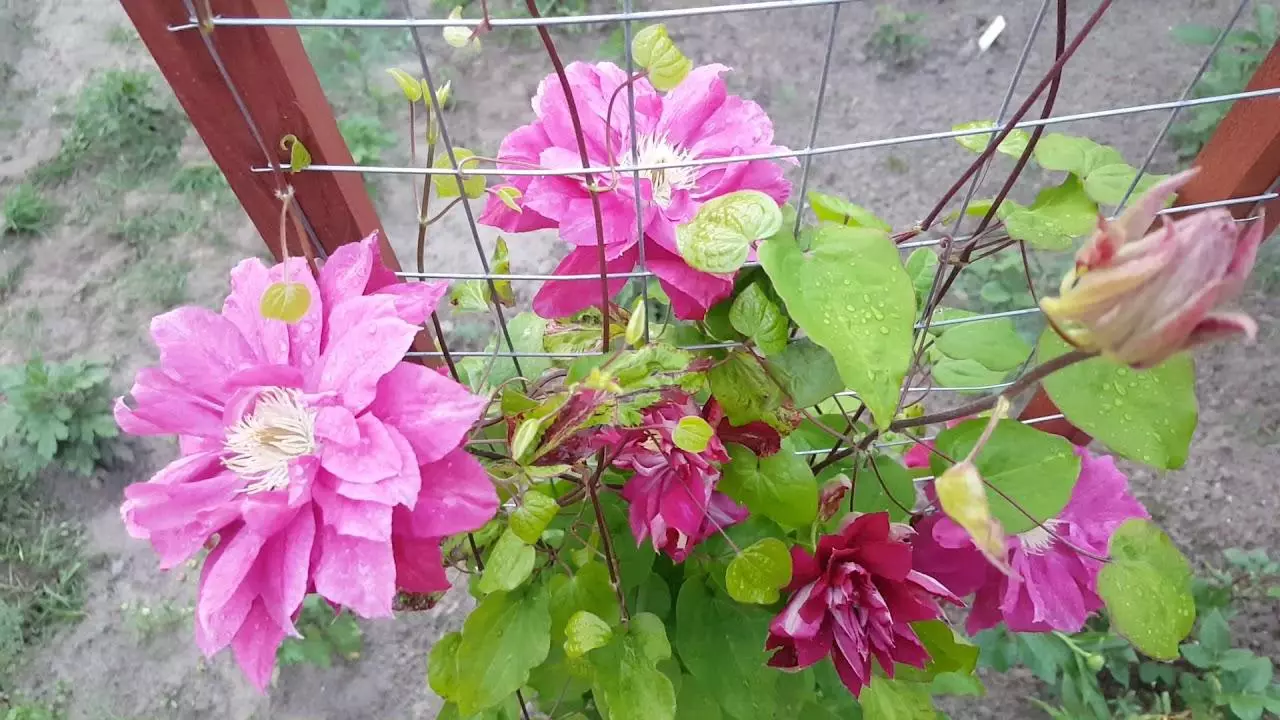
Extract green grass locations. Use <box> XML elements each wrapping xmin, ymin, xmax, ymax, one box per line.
<box><xmin>865</xmin><ymin>5</ymin><xmax>928</xmax><ymax>68</ymax></box>
<box><xmin>108</xmin><ymin>207</ymin><xmax>202</xmax><ymax>254</ymax></box>
<box><xmin>2</xmin><ymin>187</ymin><xmax>57</xmax><ymax>236</ymax></box>
<box><xmin>121</xmin><ymin>256</ymin><xmax>191</xmax><ymax>310</ymax></box>
<box><xmin>169</xmin><ymin>165</ymin><xmax>230</xmax><ymax>199</ymax></box>
<box><xmin>338</xmin><ymin>115</ymin><xmax>396</xmax><ymax>166</ymax></box>
<box><xmin>122</xmin><ymin>600</ymin><xmax>192</xmax><ymax>643</ymax></box>
<box><xmin>35</xmin><ymin>70</ymin><xmax>186</xmax><ymax>187</ymax></box>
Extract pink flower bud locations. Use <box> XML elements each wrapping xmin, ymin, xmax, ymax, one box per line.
<box><xmin>1041</xmin><ymin>167</ymin><xmax>1265</xmax><ymax>368</ymax></box>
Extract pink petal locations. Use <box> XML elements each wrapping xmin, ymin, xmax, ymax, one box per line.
<box><xmin>313</xmin><ymin>526</ymin><xmax>396</xmax><ymax>618</ymax></box>
<box><xmin>150</xmin><ymin>306</ymin><xmax>259</xmax><ymax>398</ymax></box>
<box><xmin>319</xmin><ymin>414</ymin><xmax>402</xmax><ymax>485</ymax></box>
<box><xmin>1183</xmin><ymin>311</ymin><xmax>1258</xmax><ymax>350</ymax></box>
<box><xmin>315</xmin><ymin>296</ymin><xmax>419</xmax><ymax>413</ymax></box>
<box><xmin>257</xmin><ymin>509</ymin><xmax>315</xmax><ymax>635</ymax></box>
<box><xmin>646</xmin><ymin>241</ymin><xmax>733</xmax><ymax>320</ymax></box>
<box><xmin>231</xmin><ymin>600</ymin><xmax>288</xmax><ymax>692</ymax></box>
<box><xmin>368</xmin><ymin>363</ymin><xmax>487</xmax><ymax>465</ymax></box>
<box><xmin>479</xmin><ymin>184</ymin><xmax>558</xmax><ymax>233</ymax></box>
<box><xmin>315</xmin><ymin>476</ymin><xmax>394</xmax><ymax>541</ymax></box>
<box><xmin>656</xmin><ymin>64</ymin><xmax>729</xmax><ymax>148</ymax></box>
<box><xmin>222</xmin><ymin>258</ymin><xmax>290</xmax><ymax>365</ymax></box>
<box><xmin>335</xmin><ymin>425</ymin><xmax>422</xmax><ymax>509</ymax></box>
<box><xmin>114</xmin><ymin>369</ymin><xmax>225</xmax><ymax>438</ymax></box>
<box><xmin>405</xmin><ymin>449</ymin><xmax>498</xmax><ymax>539</ymax></box>
<box><xmin>372</xmin><ymin>281</ymin><xmax>448</xmax><ymax>326</ymax></box>
<box><xmin>392</xmin><ymin>531</ymin><xmax>450</xmax><ymax>594</ymax></box>
<box><xmin>319</xmin><ymin>233</ymin><xmax>375</xmax><ymax>309</ymax></box>
<box><xmin>532</xmin><ymin>244</ymin><xmax>638</xmax><ymax>319</ymax></box>
<box><xmin>266</xmin><ymin>258</ymin><xmax>324</xmax><ymax>370</ymax></box>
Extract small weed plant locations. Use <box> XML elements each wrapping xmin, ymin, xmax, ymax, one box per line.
<box><xmin>276</xmin><ymin>595</ymin><xmax>364</xmax><ymax>669</ymax></box>
<box><xmin>1</xmin><ymin>186</ymin><xmax>56</xmax><ymax>236</ymax></box>
<box><xmin>0</xmin><ymin>357</ymin><xmax>118</xmax><ymax>480</ymax></box>
<box><xmin>866</xmin><ymin>5</ymin><xmax>929</xmax><ymax>68</ymax></box>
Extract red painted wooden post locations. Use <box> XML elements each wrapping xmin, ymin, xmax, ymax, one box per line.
<box><xmin>1022</xmin><ymin>39</ymin><xmax>1280</xmax><ymax>441</ymax></box>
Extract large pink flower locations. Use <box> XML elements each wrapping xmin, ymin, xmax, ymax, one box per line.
<box><xmin>912</xmin><ymin>447</ymin><xmax>1148</xmax><ymax>634</ymax></box>
<box><xmin>766</xmin><ymin>512</ymin><xmax>960</xmax><ymax>698</ymax></box>
<box><xmin>479</xmin><ymin>61</ymin><xmax>793</xmax><ymax>320</ymax></box>
<box><xmin>598</xmin><ymin>392</ymin><xmax>747</xmax><ymax>562</ymax></box>
<box><xmin>116</xmin><ymin>234</ymin><xmax>496</xmax><ymax>690</ymax></box>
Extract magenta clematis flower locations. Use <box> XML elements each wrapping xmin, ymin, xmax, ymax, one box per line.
<box><xmin>597</xmin><ymin>392</ymin><xmax>747</xmax><ymax>561</ymax></box>
<box><xmin>766</xmin><ymin>512</ymin><xmax>961</xmax><ymax>698</ymax></box>
<box><xmin>116</xmin><ymin>234</ymin><xmax>497</xmax><ymax>690</ymax></box>
<box><xmin>479</xmin><ymin>61</ymin><xmax>793</xmax><ymax>320</ymax></box>
<box><xmin>912</xmin><ymin>447</ymin><xmax>1148</xmax><ymax>634</ymax></box>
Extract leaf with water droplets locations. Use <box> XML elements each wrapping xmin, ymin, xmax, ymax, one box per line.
<box><xmin>672</xmin><ymin>416</ymin><xmax>714</xmax><ymax>454</ymax></box>
<box><xmin>1033</xmin><ymin>133</ymin><xmax>1125</xmax><ymax>176</ymax></box>
<box><xmin>758</xmin><ymin>223</ymin><xmax>916</xmax><ymax>428</ymax></box>
<box><xmin>725</xmin><ymin>538</ymin><xmax>792</xmax><ymax>605</ymax></box>
<box><xmin>476</xmin><ymin>530</ymin><xmax>536</xmax><ymax>595</ymax></box>
<box><xmin>1083</xmin><ymin>164</ymin><xmax>1169</xmax><ymax>206</ymax></box>
<box><xmin>260</xmin><ymin>282</ymin><xmax>311</xmax><ymax>323</ymax></box>
<box><xmin>631</xmin><ymin>24</ymin><xmax>692</xmax><ymax>92</ymax></box>
<box><xmin>1098</xmin><ymin>519</ymin><xmax>1195</xmax><ymax>660</ymax></box>
<box><xmin>510</xmin><ymin>490</ymin><xmax>559</xmax><ymax>544</ymax></box>
<box><xmin>728</xmin><ymin>282</ymin><xmax>788</xmax><ymax>356</ymax></box>
<box><xmin>564</xmin><ymin>610</ymin><xmax>613</xmax><ymax>659</ymax></box>
<box><xmin>1039</xmin><ymin>330</ymin><xmax>1197</xmax><ymax>469</ymax></box>
<box><xmin>677</xmin><ymin>191</ymin><xmax>783</xmax><ymax>274</ymax></box>
<box><xmin>807</xmin><ymin>191</ymin><xmax>891</xmax><ymax>231</ymax></box>
<box><xmin>675</xmin><ymin>579</ymin><xmax>779</xmax><ymax>720</ymax></box>
<box><xmin>998</xmin><ymin>176</ymin><xmax>1098</xmax><ymax>251</ymax></box>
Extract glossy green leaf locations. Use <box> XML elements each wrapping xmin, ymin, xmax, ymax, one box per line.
<box><xmin>720</xmin><ymin>440</ymin><xmax>818</xmax><ymax>529</ymax></box>
<box><xmin>764</xmin><ymin>338</ymin><xmax>844</xmax><ymax>409</ymax></box>
<box><xmin>675</xmin><ymin>579</ymin><xmax>779</xmax><ymax>720</ymax></box>
<box><xmin>808</xmin><ymin>190</ymin><xmax>892</xmax><ymax>231</ymax></box>
<box><xmin>451</xmin><ymin>586</ymin><xmax>551</xmax><ymax>716</ymax></box>
<box><xmin>729</xmin><ymin>282</ymin><xmax>789</xmax><ymax>356</ymax></box>
<box><xmin>588</xmin><ymin>613</ymin><xmax>676</xmax><ymax>720</ymax></box>
<box><xmin>449</xmin><ymin>280</ymin><xmax>490</xmax><ymax>313</ymax></box>
<box><xmin>675</xmin><ymin>677</ymin><xmax>723</xmax><ymax>720</ymax></box>
<box><xmin>759</xmin><ymin>223</ymin><xmax>916</xmax><ymax>428</ymax></box>
<box><xmin>477</xmin><ymin>530</ymin><xmax>536</xmax><ymax>595</ymax></box>
<box><xmin>999</xmin><ymin>176</ymin><xmax>1098</xmax><ymax>251</ymax></box>
<box><xmin>904</xmin><ymin>248</ymin><xmax>939</xmax><ymax>309</ymax></box>
<box><xmin>931</xmin><ymin>419</ymin><xmax>1080</xmax><ymax>534</ymax></box>
<box><xmin>934</xmin><ymin>317</ymin><xmax>1032</xmax><ymax>372</ymax></box>
<box><xmin>952</xmin><ymin>120</ymin><xmax>1032</xmax><ymax>157</ymax></box>
<box><xmin>853</xmin><ymin>455</ymin><xmax>916</xmax><ymax>523</ymax></box>
<box><xmin>386</xmin><ymin>68</ymin><xmax>423</xmax><ymax>102</ymax></box>
<box><xmin>281</xmin><ymin>134</ymin><xmax>312</xmax><ymax>173</ymax></box>
<box><xmin>907</xmin><ymin>620</ymin><xmax>979</xmax><ymax>679</ymax></box>
<box><xmin>494</xmin><ymin>185</ymin><xmax>523</xmax><ymax>212</ymax></box>
<box><xmin>677</xmin><ymin>190</ymin><xmax>783</xmax><ymax>273</ymax></box>
<box><xmin>564</xmin><ymin>611</ymin><xmax>614</xmax><ymax>659</ymax></box>
<box><xmin>1039</xmin><ymin>330</ymin><xmax>1197</xmax><ymax>469</ymax></box>
<box><xmin>860</xmin><ymin>676</ymin><xmax>936</xmax><ymax>720</ymax></box>
<box><xmin>1032</xmin><ymin>133</ymin><xmax>1125</xmax><ymax>176</ymax></box>
<box><xmin>672</xmin><ymin>416</ymin><xmax>714</xmax><ymax>454</ymax></box>
<box><xmin>725</xmin><ymin>538</ymin><xmax>792</xmax><ymax>605</ymax></box>
<box><xmin>626</xmin><ymin>297</ymin><xmax>648</xmax><ymax>347</ymax></box>
<box><xmin>428</xmin><ymin>631</ymin><xmax>463</xmax><ymax>698</ymax></box>
<box><xmin>510</xmin><ymin>490</ymin><xmax>559</xmax><ymax>544</ymax></box>
<box><xmin>631</xmin><ymin>24</ymin><xmax>692</xmax><ymax>91</ymax></box>
<box><xmin>1098</xmin><ymin>519</ymin><xmax>1195</xmax><ymax>660</ymax></box>
<box><xmin>930</xmin><ymin>357</ymin><xmax>1010</xmax><ymax>391</ymax></box>
<box><xmin>511</xmin><ymin>418</ymin><xmax>543</xmax><ymax>464</ymax></box>
<box><xmin>489</xmin><ymin>237</ymin><xmax>515</xmax><ymax>305</ymax></box>
<box><xmin>433</xmin><ymin>148</ymin><xmax>486</xmax><ymax>199</ymax></box>
<box><xmin>260</xmin><ymin>282</ymin><xmax>312</xmax><ymax>323</ymax></box>
<box><xmin>443</xmin><ymin>6</ymin><xmax>475</xmax><ymax>48</ymax></box>
<box><xmin>706</xmin><ymin>351</ymin><xmax>786</xmax><ymax>428</ymax></box>
<box><xmin>550</xmin><ymin>563</ymin><xmax>621</xmax><ymax>643</ymax></box>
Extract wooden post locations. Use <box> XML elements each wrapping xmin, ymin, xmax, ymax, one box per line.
<box><xmin>1022</xmin><ymin>39</ymin><xmax>1280</xmax><ymax>441</ymax></box>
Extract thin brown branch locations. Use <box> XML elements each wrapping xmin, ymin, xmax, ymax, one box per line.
<box><xmin>585</xmin><ymin>448</ymin><xmax>630</xmax><ymax>625</ymax></box>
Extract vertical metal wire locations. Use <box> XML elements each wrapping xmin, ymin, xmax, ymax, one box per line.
<box><xmin>399</xmin><ymin>1</ymin><xmax>525</xmax><ymax>379</ymax></box>
<box><xmin>792</xmin><ymin>2</ymin><xmax>843</xmax><ymax>235</ymax></box>
<box><xmin>1116</xmin><ymin>0</ymin><xmax>1252</xmax><ymax>211</ymax></box>
<box><xmin>621</xmin><ymin>0</ymin><xmax>651</xmax><ymax>343</ymax></box>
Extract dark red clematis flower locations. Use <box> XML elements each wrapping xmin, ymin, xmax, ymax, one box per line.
<box><xmin>765</xmin><ymin>512</ymin><xmax>961</xmax><ymax>698</ymax></box>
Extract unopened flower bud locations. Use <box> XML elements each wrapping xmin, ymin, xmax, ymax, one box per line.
<box><xmin>1041</xmin><ymin>168</ymin><xmax>1265</xmax><ymax>368</ymax></box>
<box><xmin>818</xmin><ymin>474</ymin><xmax>852</xmax><ymax>523</ymax></box>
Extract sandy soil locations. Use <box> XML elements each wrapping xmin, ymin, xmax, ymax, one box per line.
<box><xmin>1</xmin><ymin>0</ymin><xmax>1275</xmax><ymax>718</ymax></box>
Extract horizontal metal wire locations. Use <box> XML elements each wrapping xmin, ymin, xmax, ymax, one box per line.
<box><xmin>169</xmin><ymin>0</ymin><xmax>855</xmax><ymax>31</ymax></box>
<box><xmin>792</xmin><ymin>414</ymin><xmax>1068</xmax><ymax>457</ymax></box>
<box><xmin>253</xmin><ymin>86</ymin><xmax>1280</xmax><ymax>179</ymax></box>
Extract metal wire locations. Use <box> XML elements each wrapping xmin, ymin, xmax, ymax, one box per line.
<box><xmin>791</xmin><ymin>2</ymin><xmax>843</xmax><ymax>234</ymax></box>
<box><xmin>621</xmin><ymin>0</ymin><xmax>651</xmax><ymax>344</ymax></box>
<box><xmin>250</xmin><ymin>86</ymin><xmax>1280</xmax><ymax>178</ymax></box>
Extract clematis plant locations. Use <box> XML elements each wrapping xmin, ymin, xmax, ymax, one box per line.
<box><xmin>117</xmin><ymin>18</ymin><xmax>1273</xmax><ymax>720</ymax></box>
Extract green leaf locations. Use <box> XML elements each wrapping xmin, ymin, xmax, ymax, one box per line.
<box><xmin>721</xmin><ymin>440</ymin><xmax>818</xmax><ymax>529</ymax></box>
<box><xmin>1039</xmin><ymin>330</ymin><xmax>1197</xmax><ymax>469</ymax></box>
<box><xmin>1171</xmin><ymin>24</ymin><xmax>1221</xmax><ymax>45</ymax></box>
<box><xmin>494</xmin><ymin>186</ymin><xmax>522</xmax><ymax>213</ymax></box>
<box><xmin>729</xmin><ymin>282</ymin><xmax>789</xmax><ymax>356</ymax></box>
<box><xmin>550</xmin><ymin>563</ymin><xmax>621</xmax><ymax>641</ymax></box>
<box><xmin>931</xmin><ymin>357</ymin><xmax>1011</xmax><ymax>391</ymax></box>
<box><xmin>725</xmin><ymin>538</ymin><xmax>792</xmax><ymax>605</ymax></box>
<box><xmin>672</xmin><ymin>416</ymin><xmax>714</xmax><ymax>454</ymax></box>
<box><xmin>1230</xmin><ymin>695</ymin><xmax>1267</xmax><ymax>720</ymax></box>
<box><xmin>476</xmin><ymin>530</ymin><xmax>536</xmax><ymax>595</ymax></box>
<box><xmin>510</xmin><ymin>491</ymin><xmax>559</xmax><ymax>544</ymax></box>
<box><xmin>428</xmin><ymin>631</ymin><xmax>464</xmax><ymax>698</ymax></box>
<box><xmin>386</xmin><ymin>68</ymin><xmax>423</xmax><ymax>102</ymax></box>
<box><xmin>631</xmin><ymin>24</ymin><xmax>692</xmax><ymax>91</ymax></box>
<box><xmin>259</xmin><ymin>282</ymin><xmax>312</xmax><ymax>324</ymax></box>
<box><xmin>281</xmin><ymin>134</ymin><xmax>312</xmax><ymax>173</ymax></box>
<box><xmin>1097</xmin><ymin>519</ymin><xmax>1195</xmax><ymax>661</ymax></box>
<box><xmin>1032</xmin><ymin>134</ymin><xmax>1125</xmax><ymax>176</ymax></box>
<box><xmin>808</xmin><ymin>191</ymin><xmax>892</xmax><ymax>231</ymax></box>
<box><xmin>765</xmin><ymin>339</ymin><xmax>844</xmax><ymax>409</ymax></box>
<box><xmin>1082</xmin><ymin>164</ymin><xmax>1168</xmax><ymax>206</ymax></box>
<box><xmin>706</xmin><ymin>351</ymin><xmax>785</xmax><ymax>427</ymax></box>
<box><xmin>433</xmin><ymin>148</ymin><xmax>486</xmax><ymax>199</ymax></box>
<box><xmin>853</xmin><ymin>455</ymin><xmax>916</xmax><ymax>522</ymax></box>
<box><xmin>931</xmin><ymin>419</ymin><xmax>1080</xmax><ymax>534</ymax></box>
<box><xmin>908</xmin><ymin>620</ymin><xmax>979</xmax><ymax>678</ymax></box>
<box><xmin>999</xmin><ymin>176</ymin><xmax>1098</xmax><ymax>251</ymax></box>
<box><xmin>450</xmin><ymin>281</ymin><xmax>491</xmax><ymax>313</ymax></box>
<box><xmin>452</xmin><ymin>586</ymin><xmax>552</xmax><ymax>716</ymax></box>
<box><xmin>489</xmin><ymin>237</ymin><xmax>515</xmax><ymax>306</ymax></box>
<box><xmin>675</xmin><ymin>579</ymin><xmax>779</xmax><ymax>720</ymax></box>
<box><xmin>860</xmin><ymin>676</ymin><xmax>936</xmax><ymax>720</ymax></box>
<box><xmin>934</xmin><ymin>317</ymin><xmax>1032</xmax><ymax>372</ymax></box>
<box><xmin>675</xmin><ymin>676</ymin><xmax>723</xmax><ymax>720</ymax></box>
<box><xmin>565</xmin><ymin>610</ymin><xmax>614</xmax><ymax>659</ymax></box>
<box><xmin>904</xmin><ymin>248</ymin><xmax>939</xmax><ymax>309</ymax></box>
<box><xmin>588</xmin><ymin>613</ymin><xmax>677</xmax><ymax>720</ymax></box>
<box><xmin>952</xmin><ymin>120</ymin><xmax>1032</xmax><ymax>157</ymax></box>
<box><xmin>626</xmin><ymin>297</ymin><xmax>648</xmax><ymax>347</ymax></box>
<box><xmin>677</xmin><ymin>190</ymin><xmax>783</xmax><ymax>273</ymax></box>
<box><xmin>759</xmin><ymin>223</ymin><xmax>916</xmax><ymax>428</ymax></box>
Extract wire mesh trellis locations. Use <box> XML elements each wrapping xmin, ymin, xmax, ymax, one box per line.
<box><xmin>128</xmin><ymin>0</ymin><xmax>1280</xmax><ymax>466</ymax></box>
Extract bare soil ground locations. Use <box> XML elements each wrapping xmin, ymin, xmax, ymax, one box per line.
<box><xmin>0</xmin><ymin>0</ymin><xmax>1275</xmax><ymax>718</ymax></box>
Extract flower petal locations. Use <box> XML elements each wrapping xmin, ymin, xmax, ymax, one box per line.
<box><xmin>404</xmin><ymin>449</ymin><xmax>498</xmax><ymax>539</ymax></box>
<box><xmin>313</xmin><ymin>525</ymin><xmax>396</xmax><ymax>618</ymax></box>
<box><xmin>315</xmin><ymin>296</ymin><xmax>419</xmax><ymax>413</ymax></box>
<box><xmin>532</xmin><ymin>244</ymin><xmax>638</xmax><ymax>319</ymax></box>
<box><xmin>368</xmin><ymin>363</ymin><xmax>487</xmax><ymax>465</ymax></box>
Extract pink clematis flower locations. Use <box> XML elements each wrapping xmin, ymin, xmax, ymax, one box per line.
<box><xmin>912</xmin><ymin>447</ymin><xmax>1148</xmax><ymax>634</ymax></box>
<box><xmin>116</xmin><ymin>234</ymin><xmax>497</xmax><ymax>690</ymax></box>
<box><xmin>597</xmin><ymin>392</ymin><xmax>747</xmax><ymax>562</ymax></box>
<box><xmin>479</xmin><ymin>61</ymin><xmax>793</xmax><ymax>320</ymax></box>
<box><xmin>766</xmin><ymin>512</ymin><xmax>961</xmax><ymax>698</ymax></box>
<box><xmin>1041</xmin><ymin>168</ymin><xmax>1266</xmax><ymax>368</ymax></box>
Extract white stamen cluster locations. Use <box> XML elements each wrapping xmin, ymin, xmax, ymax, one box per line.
<box><xmin>223</xmin><ymin>387</ymin><xmax>317</xmax><ymax>494</ymax></box>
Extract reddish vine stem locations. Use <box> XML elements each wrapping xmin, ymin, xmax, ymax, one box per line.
<box><xmin>525</xmin><ymin>0</ymin><xmax>614</xmax><ymax>350</ymax></box>
<box><xmin>918</xmin><ymin>0</ymin><xmax>1111</xmax><ymax>231</ymax></box>
<box><xmin>586</xmin><ymin>448</ymin><xmax>630</xmax><ymax>625</ymax></box>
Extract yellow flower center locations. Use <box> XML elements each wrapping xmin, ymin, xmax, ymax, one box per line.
<box><xmin>223</xmin><ymin>387</ymin><xmax>317</xmax><ymax>494</ymax></box>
